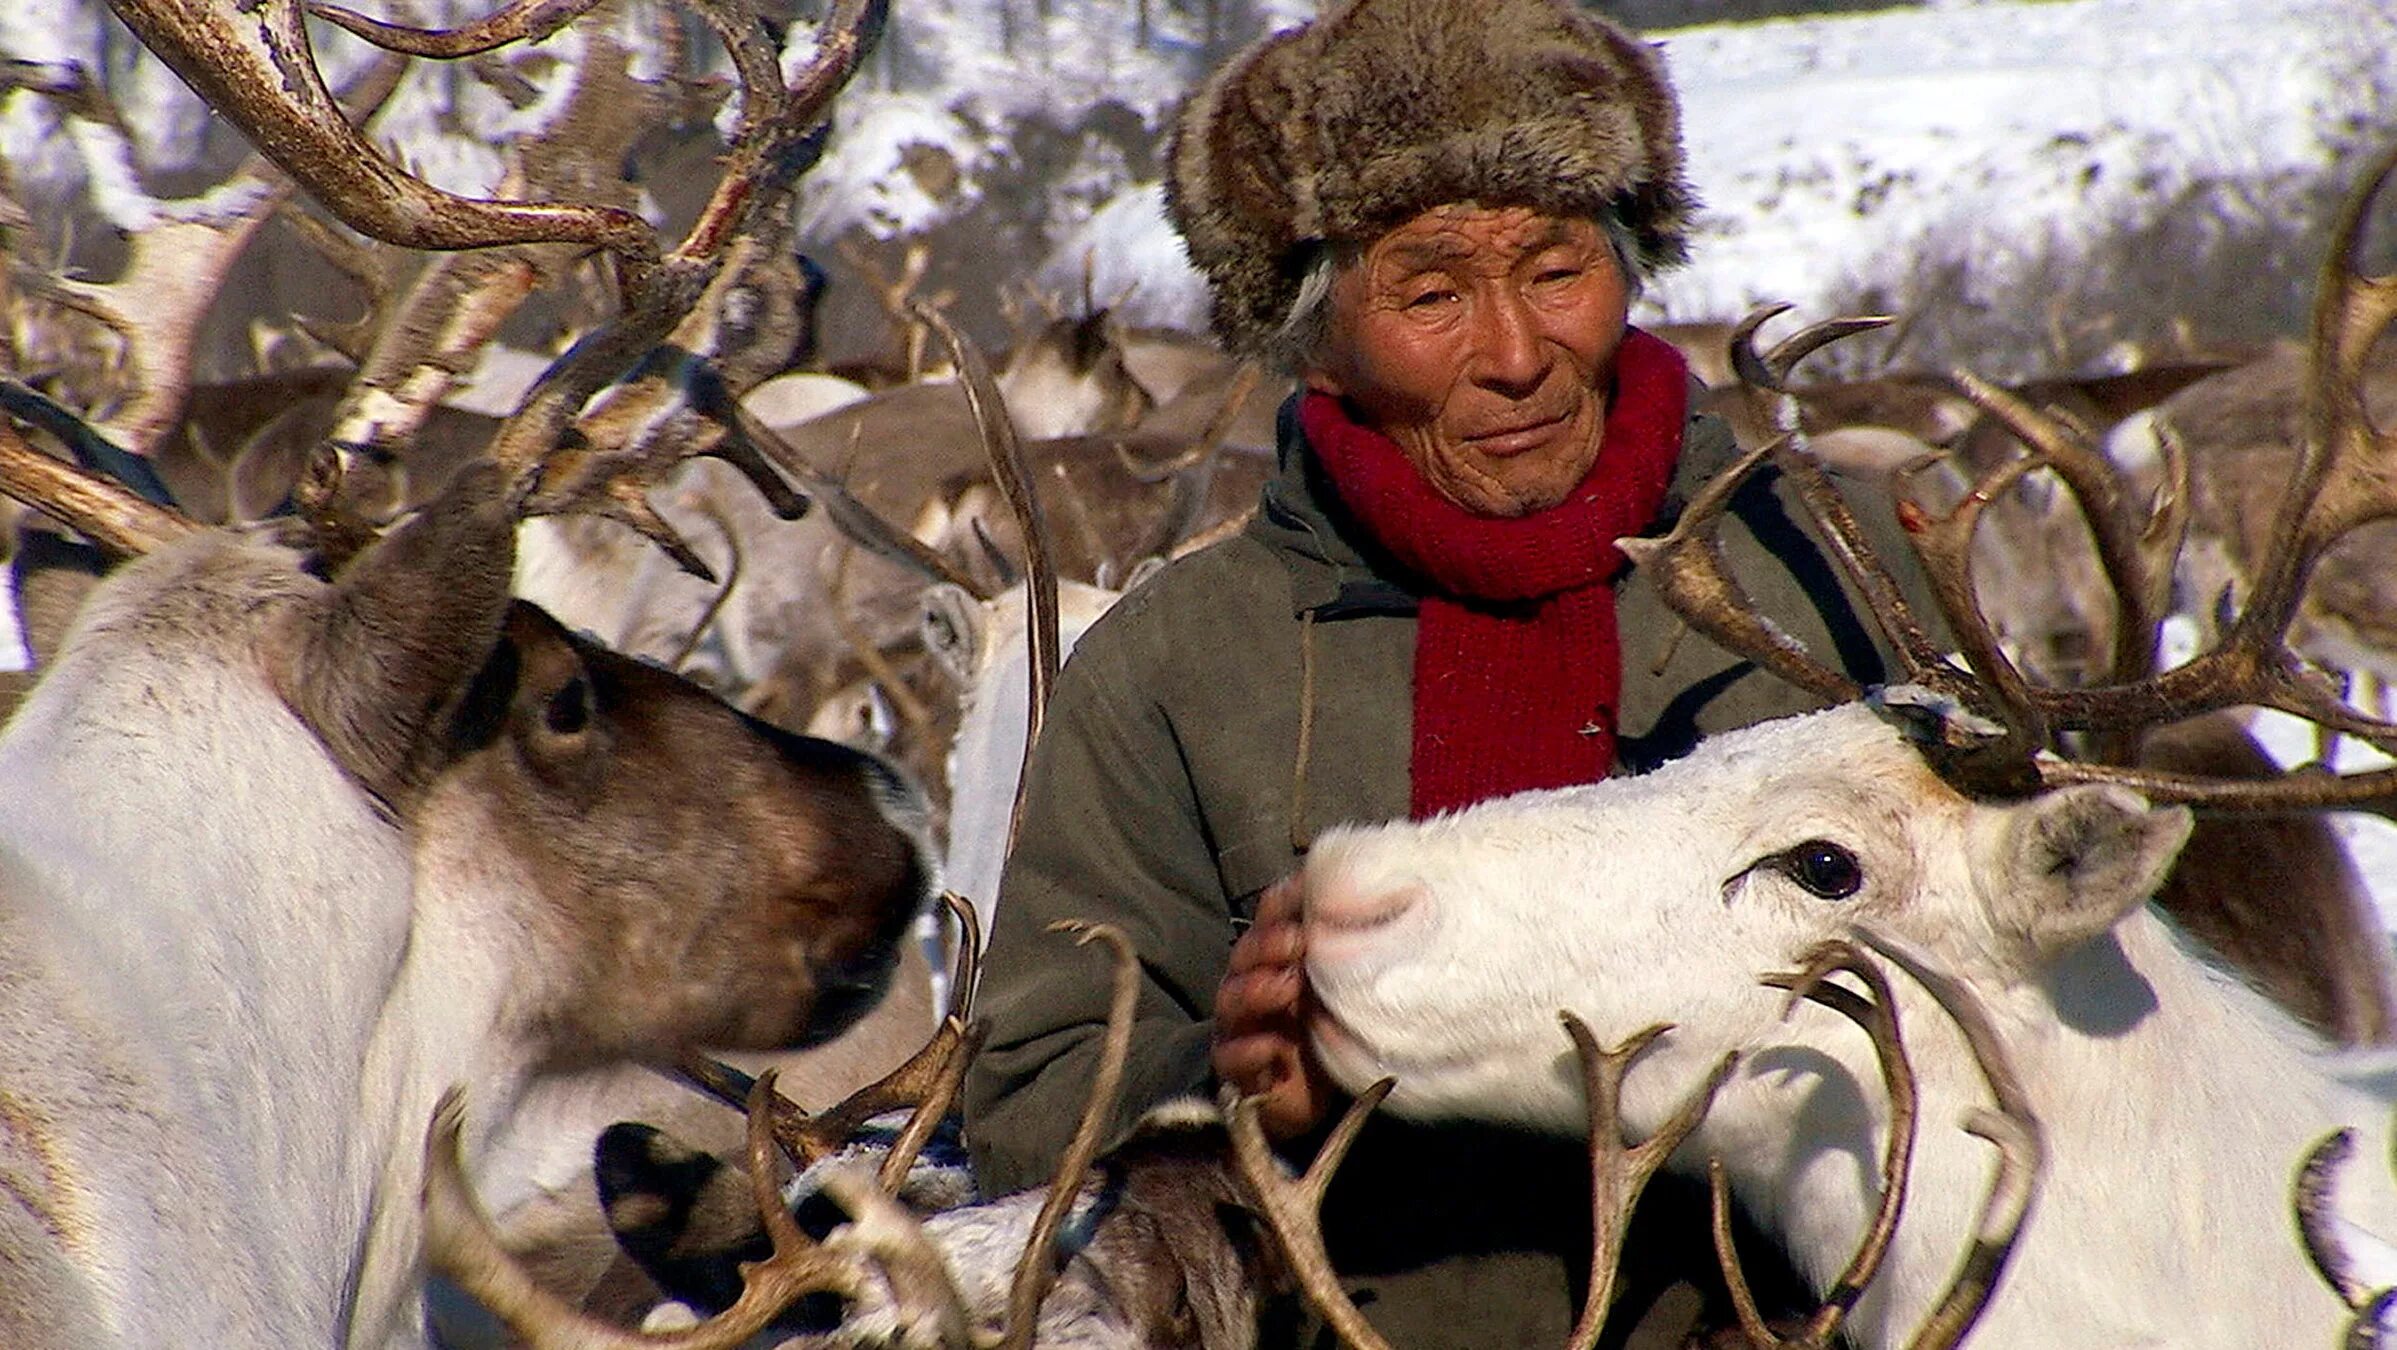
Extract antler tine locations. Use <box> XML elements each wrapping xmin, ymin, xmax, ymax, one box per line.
<box><xmin>0</xmin><ymin>57</ymin><xmax>125</xmax><ymax>128</ymax></box>
<box><xmin>2292</xmin><ymin>1127</ymin><xmax>2397</xmax><ymax>1346</ymax></box>
<box><xmin>734</xmin><ymin>408</ymin><xmax>995</xmax><ymax>601</ymax></box>
<box><xmin>673</xmin><ymin>0</ymin><xmax>890</xmax><ymax>272</ymax></box>
<box><xmin>1226</xmin><ymin>1077</ymin><xmax>1400</xmax><ymax>1350</ymax></box>
<box><xmin>677</xmin><ymin>1009</ymin><xmax>989</xmax><ymax>1179</ymax></box>
<box><xmin>841</xmin><ymin>237</ymin><xmax>939</xmax><ymax>380</ymax></box>
<box><xmin>1987</xmin><ymin>142</ymin><xmax>2397</xmax><ymax>806</ymax></box>
<box><xmin>18</xmin><ymin>180</ymin><xmax>291</xmax><ymax>458</ymax></box>
<box><xmin>1851</xmin><ymin>925</ymin><xmax>2045</xmax><ymax>1350</ymax></box>
<box><xmin>942</xmin><ymin>889</ymin><xmax>986</xmax><ymax>1026</ymax></box>
<box><xmin>479</xmin><ymin>0</ymin><xmax>882</xmax><ymax>495</ymax></box>
<box><xmin>0</xmin><ymin>420</ymin><xmax>197</xmax><ymax>556</ymax></box>
<box><xmin>1766</xmin><ymin>438</ymin><xmax>1977</xmax><ymax>712</ymax></box>
<box><xmin>676</xmin><ymin>898</ymin><xmax>991</xmax><ymax>1196</ymax></box>
<box><xmin>917</xmin><ymin>305</ymin><xmax>1061</xmax><ymax>852</ymax></box>
<box><xmin>664</xmin><ymin>494</ymin><xmax>743</xmax><ymax>672</ymax></box>
<box><xmin>271</xmin><ymin>204</ymin><xmax>397</xmax><ymax>365</ymax></box>
<box><xmin>9</xmin><ymin>51</ymin><xmax>390</xmax><ymax>461</ymax></box>
<box><xmin>1882</xmin><ymin>450</ymin><xmax>2054</xmax><ymax>746</ymax></box>
<box><xmin>1628</xmin><ymin>307</ymin><xmax>1979</xmax><ymax>729</ymax></box>
<box><xmin>518</xmin><ymin>336</ymin><xmax>823</xmax><ymax>584</ymax></box>
<box><xmin>991</xmin><ymin>920</ymin><xmax>1144</xmax><ymax>1350</ymax></box>
<box><xmin>1720</xmin><ymin>940</ymin><xmax>1921</xmax><ymax>1349</ymax></box>
<box><xmin>103</xmin><ymin>0</ymin><xmax>659</xmax><ymax>275</ymax></box>
<box><xmin>1619</xmin><ymin>437</ymin><xmax>1865</xmax><ymax>705</ymax></box>
<box><xmin>1560</xmin><ymin>1016</ymin><xmax>1738</xmax><ymax>1350</ymax></box>
<box><xmin>1114</xmin><ymin>361</ymin><xmax>1267</xmax><ymax>486</ymax></box>
<box><xmin>1943</xmin><ymin>369</ymin><xmax>2172</xmax><ymax>694</ymax></box>
<box><xmin>671</xmin><ymin>897</ymin><xmax>989</xmax><ymax>1177</ymax></box>
<box><xmin>813</xmin><ymin>1169</ymin><xmax>981</xmax><ymax>1348</ymax></box>
<box><xmin>2295</xmin><ymin>1132</ymin><xmax>2375</xmax><ymax>1308</ymax></box>
<box><xmin>6</xmin><ymin>50</ymin><xmax>409</xmax><ymax>462</ymax></box>
<box><xmin>305</xmin><ymin>0</ymin><xmax>606</xmax><ymax>59</ymax></box>
<box><xmin>1732</xmin><ymin>308</ymin><xmax>1896</xmax><ymax>396</ymax></box>
<box><xmin>422</xmin><ymin>1077</ymin><xmax>873</xmax><ymax>1350</ymax></box>
<box><xmin>2233</xmin><ymin>137</ymin><xmax>2397</xmax><ymax>649</ymax></box>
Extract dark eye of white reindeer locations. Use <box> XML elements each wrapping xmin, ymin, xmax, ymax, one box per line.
<box><xmin>1774</xmin><ymin>840</ymin><xmax>1863</xmax><ymax>900</ymax></box>
<box><xmin>545</xmin><ymin>677</ymin><xmax>593</xmax><ymax>736</ymax></box>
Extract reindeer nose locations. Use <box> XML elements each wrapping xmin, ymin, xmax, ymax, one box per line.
<box><xmin>1302</xmin><ymin>865</ymin><xmax>1421</xmax><ymax>947</ymax></box>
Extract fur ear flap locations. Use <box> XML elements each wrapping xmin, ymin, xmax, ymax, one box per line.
<box><xmin>1983</xmin><ymin>785</ymin><xmax>2193</xmax><ymax>972</ymax></box>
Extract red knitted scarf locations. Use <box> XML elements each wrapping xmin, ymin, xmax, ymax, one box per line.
<box><xmin>1303</xmin><ymin>328</ymin><xmax>1687</xmax><ymax>818</ymax></box>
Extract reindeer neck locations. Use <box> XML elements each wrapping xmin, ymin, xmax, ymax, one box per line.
<box><xmin>1</xmin><ymin>634</ymin><xmax>427</xmax><ymax>1336</ymax></box>
<box><xmin>1769</xmin><ymin>909</ymin><xmax>2382</xmax><ymax>1348</ymax></box>
<box><xmin>342</xmin><ymin>863</ymin><xmax>539</xmax><ymax>1350</ymax></box>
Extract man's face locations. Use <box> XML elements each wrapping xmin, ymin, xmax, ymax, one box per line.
<box><xmin>1304</xmin><ymin>204</ymin><xmax>1632</xmax><ymax>518</ymax></box>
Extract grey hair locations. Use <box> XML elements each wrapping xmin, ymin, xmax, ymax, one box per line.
<box><xmin>1275</xmin><ymin>210</ymin><xmax>1650</xmax><ymax>377</ymax></box>
<box><xmin>1262</xmin><ymin>245</ymin><xmax>1346</xmax><ymax>377</ymax></box>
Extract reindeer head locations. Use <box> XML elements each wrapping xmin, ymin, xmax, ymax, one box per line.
<box><xmin>1299</xmin><ymin>702</ymin><xmax>2190</xmax><ymax>1136</ymax></box>
<box><xmin>415</xmin><ymin>601</ymin><xmax>933</xmax><ymax>1067</ymax></box>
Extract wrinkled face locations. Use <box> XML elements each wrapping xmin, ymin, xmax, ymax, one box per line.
<box><xmin>1305</xmin><ymin>204</ymin><xmax>1632</xmax><ymax>517</ymax></box>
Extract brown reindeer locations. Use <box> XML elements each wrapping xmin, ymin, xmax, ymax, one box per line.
<box><xmin>0</xmin><ymin>4</ymin><xmax>950</xmax><ymax>1347</ymax></box>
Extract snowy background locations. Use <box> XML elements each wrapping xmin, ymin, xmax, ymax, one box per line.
<box><xmin>4</xmin><ymin>0</ymin><xmax>2396</xmax><ymax>896</ymax></box>
<box><xmin>7</xmin><ymin>0</ymin><xmax>2389</xmax><ymax>370</ymax></box>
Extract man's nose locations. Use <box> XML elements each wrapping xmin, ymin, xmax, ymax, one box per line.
<box><xmin>1467</xmin><ymin>287</ymin><xmax>1548</xmax><ymax>395</ymax></box>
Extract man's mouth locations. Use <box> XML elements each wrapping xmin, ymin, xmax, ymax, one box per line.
<box><xmin>1463</xmin><ymin>408</ymin><xmax>1572</xmax><ymax>456</ymax></box>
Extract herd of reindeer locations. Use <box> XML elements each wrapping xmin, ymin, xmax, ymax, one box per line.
<box><xmin>6</xmin><ymin>0</ymin><xmax>2397</xmax><ymax>1346</ymax></box>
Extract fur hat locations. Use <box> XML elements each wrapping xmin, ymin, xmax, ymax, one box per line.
<box><xmin>1164</xmin><ymin>0</ymin><xmax>1697</xmax><ymax>360</ymax></box>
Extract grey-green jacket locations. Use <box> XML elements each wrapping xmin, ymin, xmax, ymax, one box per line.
<box><xmin>961</xmin><ymin>382</ymin><xmax>1926</xmax><ymax>1346</ymax></box>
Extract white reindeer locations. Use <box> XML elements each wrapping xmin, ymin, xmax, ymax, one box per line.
<box><xmin>922</xmin><ymin>576</ymin><xmax>1130</xmax><ymax>946</ymax></box>
<box><xmin>0</xmin><ymin>462</ymin><xmax>937</xmax><ymax>1350</ymax></box>
<box><xmin>1297</xmin><ymin>700</ymin><xmax>2397</xmax><ymax>1349</ymax></box>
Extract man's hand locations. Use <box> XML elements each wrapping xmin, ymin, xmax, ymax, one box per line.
<box><xmin>1212</xmin><ymin>873</ymin><xmax>1339</xmax><ymax>1140</ymax></box>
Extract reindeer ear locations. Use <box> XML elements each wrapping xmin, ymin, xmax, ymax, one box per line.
<box><xmin>920</xmin><ymin>582</ymin><xmax>984</xmax><ymax>685</ymax></box>
<box><xmin>1984</xmin><ymin>785</ymin><xmax>2194</xmax><ymax>970</ymax></box>
<box><xmin>267</xmin><ymin>461</ymin><xmax>517</xmax><ymax>803</ymax></box>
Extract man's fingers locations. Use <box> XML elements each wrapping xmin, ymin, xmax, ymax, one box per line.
<box><xmin>1226</xmin><ymin>918</ymin><xmax>1303</xmax><ymax>974</ymax></box>
<box><xmin>1215</xmin><ymin>964</ymin><xmax>1303</xmax><ymax>1028</ymax></box>
<box><xmin>1253</xmin><ymin>873</ymin><xmax>1306</xmax><ymax>927</ymax></box>
<box><xmin>1213</xmin><ymin>1030</ymin><xmax>1300</xmax><ymax>1093</ymax></box>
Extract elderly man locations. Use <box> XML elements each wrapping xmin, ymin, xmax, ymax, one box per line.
<box><xmin>962</xmin><ymin>0</ymin><xmax>1922</xmax><ymax>1343</ymax></box>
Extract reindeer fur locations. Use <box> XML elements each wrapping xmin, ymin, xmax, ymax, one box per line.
<box><xmin>0</xmin><ymin>475</ymin><xmax>934</xmax><ymax>1349</ymax></box>
<box><xmin>1300</xmin><ymin>702</ymin><xmax>2397</xmax><ymax>1348</ymax></box>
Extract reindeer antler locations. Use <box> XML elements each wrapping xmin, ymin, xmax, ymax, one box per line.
<box><xmin>1849</xmin><ymin>928</ymin><xmax>2046</xmax><ymax>1350</ymax></box>
<box><xmin>36</xmin><ymin>0</ymin><xmax>886</xmax><ymax>588</ymax></box>
<box><xmin>1224</xmin><ymin>1077</ymin><xmax>1399</xmax><ymax>1350</ymax></box>
<box><xmin>2292</xmin><ymin>1127</ymin><xmax>2397</xmax><ymax>1345</ymax></box>
<box><xmin>1703</xmin><ymin>935</ymin><xmax>2040</xmax><ymax>1350</ymax></box>
<box><xmin>1561</xmin><ymin>1018</ymin><xmax>1738</xmax><ymax>1350</ymax></box>
<box><xmin>424</xmin><ymin>1071</ymin><xmax>919</xmax><ymax>1350</ymax></box>
<box><xmin>1631</xmin><ymin>142</ymin><xmax>2397</xmax><ymax>812</ymax></box>
<box><xmin>1710</xmin><ymin>941</ymin><xmax>1922</xmax><ymax>1349</ymax></box>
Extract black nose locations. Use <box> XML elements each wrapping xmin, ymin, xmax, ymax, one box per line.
<box><xmin>797</xmin><ymin>945</ymin><xmax>902</xmax><ymax>1048</ymax></box>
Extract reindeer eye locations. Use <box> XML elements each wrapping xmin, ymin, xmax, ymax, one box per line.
<box><xmin>1774</xmin><ymin>840</ymin><xmax>1863</xmax><ymax>900</ymax></box>
<box><xmin>545</xmin><ymin>676</ymin><xmax>592</xmax><ymax>736</ymax></box>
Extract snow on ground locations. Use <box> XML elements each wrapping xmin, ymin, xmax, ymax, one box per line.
<box><xmin>1647</xmin><ymin>0</ymin><xmax>2374</xmax><ymax>327</ymax></box>
<box><xmin>977</xmin><ymin>0</ymin><xmax>2383</xmax><ymax>348</ymax></box>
